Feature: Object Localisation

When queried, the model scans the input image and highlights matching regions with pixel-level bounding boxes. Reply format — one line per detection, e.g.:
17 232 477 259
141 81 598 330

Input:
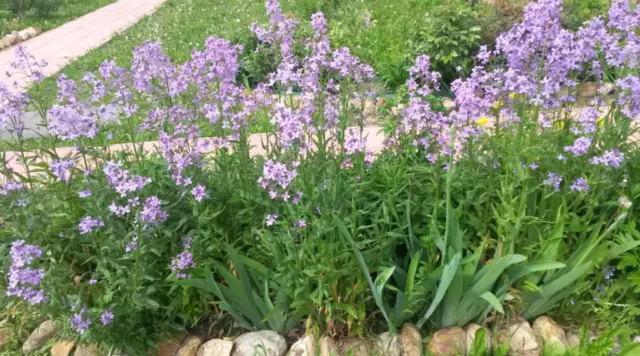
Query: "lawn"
0 0 116 36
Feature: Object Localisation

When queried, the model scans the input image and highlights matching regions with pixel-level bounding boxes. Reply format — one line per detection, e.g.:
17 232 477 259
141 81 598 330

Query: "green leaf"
333 214 394 330
417 252 462 328
480 291 504 314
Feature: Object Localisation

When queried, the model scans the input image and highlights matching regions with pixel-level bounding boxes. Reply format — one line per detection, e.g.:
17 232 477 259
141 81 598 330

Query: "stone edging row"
3 315 627 356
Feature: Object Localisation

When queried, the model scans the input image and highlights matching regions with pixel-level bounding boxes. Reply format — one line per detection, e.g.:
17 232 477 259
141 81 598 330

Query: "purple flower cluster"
258 160 298 201
78 216 104 234
570 178 590 192
100 310 114 326
191 184 208 202
564 137 593 156
47 105 99 140
103 161 151 197
171 250 195 279
50 159 74 184
266 214 278 226
140 196 168 223
0 181 24 196
543 173 563 191
7 240 46 305
71 308 91 334
590 149 625 168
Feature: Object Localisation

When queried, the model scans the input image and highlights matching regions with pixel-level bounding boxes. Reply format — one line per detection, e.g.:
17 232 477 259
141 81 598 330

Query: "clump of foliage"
0 0 639 353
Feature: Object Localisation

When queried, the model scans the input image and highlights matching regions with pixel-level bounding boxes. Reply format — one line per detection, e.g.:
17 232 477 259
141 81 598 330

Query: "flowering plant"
0 0 639 352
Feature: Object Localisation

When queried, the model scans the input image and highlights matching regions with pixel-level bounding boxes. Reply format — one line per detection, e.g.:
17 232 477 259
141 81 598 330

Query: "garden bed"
0 0 639 355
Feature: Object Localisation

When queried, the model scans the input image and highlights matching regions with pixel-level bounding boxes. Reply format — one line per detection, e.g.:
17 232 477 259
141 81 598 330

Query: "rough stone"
465 323 492 353
197 339 233 356
374 332 400 356
399 324 422 356
532 316 567 353
288 334 316 356
566 331 580 348
22 320 59 353
0 327 10 352
232 331 287 356
497 321 541 356
427 327 467 356
340 337 371 356
177 336 203 356
51 340 76 356
73 344 98 356
157 334 186 356
319 337 338 356
17 27 40 41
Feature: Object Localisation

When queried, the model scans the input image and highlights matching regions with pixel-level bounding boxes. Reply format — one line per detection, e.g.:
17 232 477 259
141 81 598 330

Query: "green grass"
0 0 116 35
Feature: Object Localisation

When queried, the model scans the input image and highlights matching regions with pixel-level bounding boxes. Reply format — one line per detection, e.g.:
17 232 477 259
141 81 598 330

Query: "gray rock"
399 324 422 356
197 339 233 356
51 341 75 356
319 337 338 356
177 336 203 356
497 321 541 356
340 337 371 356
566 331 580 348
232 331 287 356
427 327 466 356
22 320 59 353
73 344 97 356
374 332 400 356
465 323 492 354
288 334 316 356
532 316 567 353
0 325 10 352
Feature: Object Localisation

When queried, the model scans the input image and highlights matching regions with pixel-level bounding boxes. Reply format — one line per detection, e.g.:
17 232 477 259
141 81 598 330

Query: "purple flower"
89 279 97 285
557 154 567 161
590 149 624 168
0 181 24 196
171 251 195 279
125 237 138 253
529 162 539 170
47 105 98 140
50 159 74 184
16 199 26 207
543 173 562 191
78 190 92 198
78 216 104 234
71 308 91 334
102 161 151 197
100 310 114 326
564 137 593 156
570 178 590 192
140 196 168 223
344 128 366 154
182 237 193 249
7 240 46 305
191 184 208 201
266 214 278 226
296 220 307 228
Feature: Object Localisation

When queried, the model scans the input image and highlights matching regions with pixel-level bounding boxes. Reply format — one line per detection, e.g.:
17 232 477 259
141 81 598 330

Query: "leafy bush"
0 0 639 353
407 3 481 86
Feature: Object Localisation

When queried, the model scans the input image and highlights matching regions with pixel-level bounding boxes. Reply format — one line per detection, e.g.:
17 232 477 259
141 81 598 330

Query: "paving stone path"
0 0 167 93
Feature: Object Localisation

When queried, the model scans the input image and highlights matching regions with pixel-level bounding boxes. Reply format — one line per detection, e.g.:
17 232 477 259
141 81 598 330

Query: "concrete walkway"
0 0 167 92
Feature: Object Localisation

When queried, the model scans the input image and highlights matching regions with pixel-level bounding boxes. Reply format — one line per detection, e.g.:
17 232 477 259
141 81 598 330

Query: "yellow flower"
477 117 489 126
492 101 503 109
509 92 517 99
597 117 605 128
554 121 565 129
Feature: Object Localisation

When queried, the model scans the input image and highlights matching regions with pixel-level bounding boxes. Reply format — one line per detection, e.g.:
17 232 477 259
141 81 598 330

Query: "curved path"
0 0 166 92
